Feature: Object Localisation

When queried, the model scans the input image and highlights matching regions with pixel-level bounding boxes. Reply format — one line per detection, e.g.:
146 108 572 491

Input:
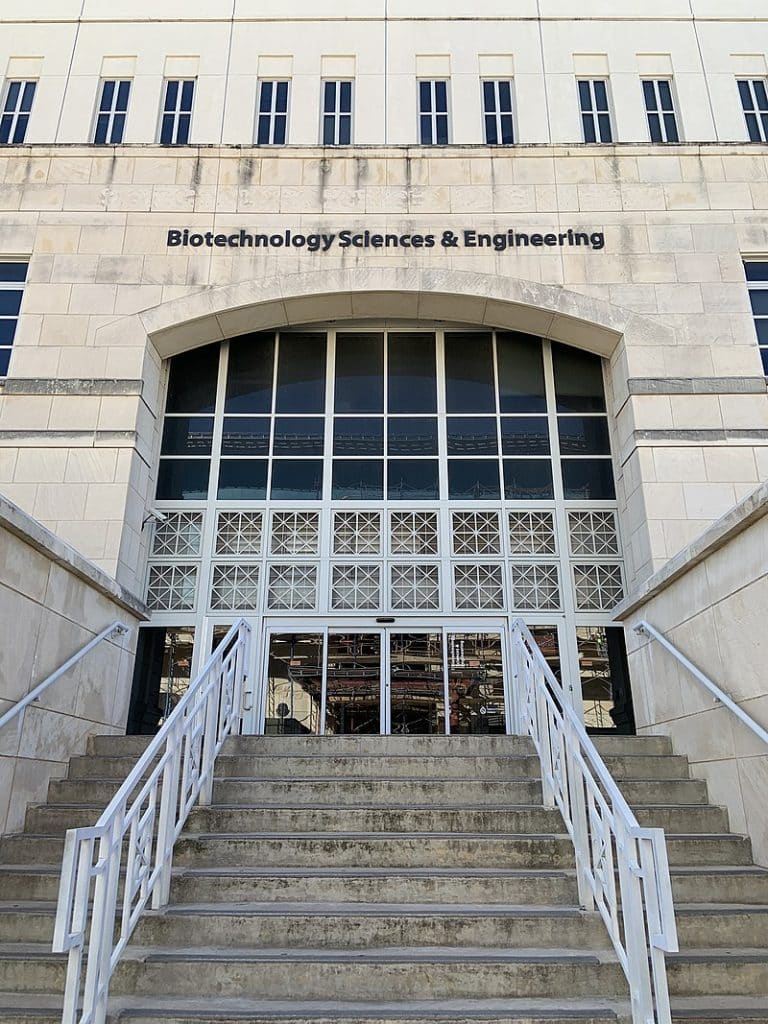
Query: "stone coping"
0 493 148 621
615 479 768 620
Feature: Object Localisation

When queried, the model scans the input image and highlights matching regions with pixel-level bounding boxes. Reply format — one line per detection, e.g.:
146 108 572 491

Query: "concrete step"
675 906 768 948
670 867 768 904
632 806 729 833
222 736 541 757
0 947 65 995
132 903 610 950
667 949 768 996
0 910 56 946
169 867 581 906
110 947 628 1000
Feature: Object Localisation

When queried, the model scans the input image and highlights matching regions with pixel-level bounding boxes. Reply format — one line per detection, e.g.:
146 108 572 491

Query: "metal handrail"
52 618 251 1024
635 619 768 748
0 621 129 733
511 618 678 1024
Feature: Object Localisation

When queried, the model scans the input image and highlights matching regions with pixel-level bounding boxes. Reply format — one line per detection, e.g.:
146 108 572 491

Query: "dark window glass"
218 459 268 500
745 262 768 282
0 263 27 282
0 321 15 344
0 349 11 375
166 344 220 414
579 79 593 111
156 459 210 500
334 334 384 412
388 460 440 500
561 459 616 500
388 334 437 413
0 291 22 316
387 417 438 455
270 460 323 500
161 417 214 456
749 290 768 315
503 459 554 500
181 80 194 111
332 460 384 500
448 460 500 500
221 417 271 455
558 416 611 455
276 334 326 413
761 348 768 374
755 320 768 344
497 331 546 412
259 81 273 113
333 417 384 455
447 416 498 455
500 416 550 455
225 333 275 414
419 80 432 112
643 80 658 111
445 333 495 412
164 80 179 111
552 343 606 413
273 417 325 454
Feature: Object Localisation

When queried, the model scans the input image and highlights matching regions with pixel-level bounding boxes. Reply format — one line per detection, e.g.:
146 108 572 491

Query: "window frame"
320 79 354 146
744 260 768 376
577 78 614 144
738 78 768 144
641 77 681 144
0 79 37 145
255 79 291 146
92 78 132 145
481 78 515 146
0 262 28 379
418 79 451 146
158 78 196 146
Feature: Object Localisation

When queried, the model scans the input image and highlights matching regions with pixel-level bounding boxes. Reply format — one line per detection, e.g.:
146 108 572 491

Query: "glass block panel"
573 563 624 611
333 511 381 555
267 565 317 610
146 564 198 611
151 511 204 557
271 511 320 554
568 510 620 556
390 511 439 555
391 564 440 610
210 564 260 610
453 565 505 610
331 564 381 610
508 511 557 555
510 563 561 610
452 512 501 555
216 511 263 555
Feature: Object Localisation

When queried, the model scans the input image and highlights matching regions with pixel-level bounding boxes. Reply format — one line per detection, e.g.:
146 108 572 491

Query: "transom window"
321 81 352 145
0 80 36 144
642 79 679 143
745 261 768 374
419 80 449 145
93 80 131 144
257 80 289 145
0 262 27 377
738 79 768 143
160 79 195 145
578 79 612 143
482 80 514 145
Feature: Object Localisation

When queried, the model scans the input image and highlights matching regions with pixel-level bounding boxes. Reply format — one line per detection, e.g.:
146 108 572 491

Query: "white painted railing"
0 622 129 733
511 619 678 1024
52 618 251 1024
635 619 768 749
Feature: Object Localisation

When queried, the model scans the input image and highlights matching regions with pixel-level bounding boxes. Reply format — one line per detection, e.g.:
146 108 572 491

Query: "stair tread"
132 945 619 964
156 903 591 917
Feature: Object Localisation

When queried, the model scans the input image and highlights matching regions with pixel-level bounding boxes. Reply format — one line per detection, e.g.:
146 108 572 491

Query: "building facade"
1 1 767 742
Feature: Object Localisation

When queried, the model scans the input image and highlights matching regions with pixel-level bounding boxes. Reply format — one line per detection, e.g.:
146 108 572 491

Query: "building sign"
167 226 606 252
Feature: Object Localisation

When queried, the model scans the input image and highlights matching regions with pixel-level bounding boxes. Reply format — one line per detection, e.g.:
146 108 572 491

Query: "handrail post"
199 659 221 807
153 725 183 909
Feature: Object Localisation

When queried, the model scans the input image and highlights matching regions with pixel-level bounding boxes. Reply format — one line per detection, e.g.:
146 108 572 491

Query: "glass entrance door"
261 624 511 735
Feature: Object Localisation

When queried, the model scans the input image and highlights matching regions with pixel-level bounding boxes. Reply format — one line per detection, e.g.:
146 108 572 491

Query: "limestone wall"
0 494 145 835
618 480 768 865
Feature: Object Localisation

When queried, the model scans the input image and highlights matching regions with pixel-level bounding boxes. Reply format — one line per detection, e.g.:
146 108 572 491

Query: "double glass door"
260 626 509 736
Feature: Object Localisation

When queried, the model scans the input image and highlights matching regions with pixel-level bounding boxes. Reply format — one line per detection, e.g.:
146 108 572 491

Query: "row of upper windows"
2 74 768 147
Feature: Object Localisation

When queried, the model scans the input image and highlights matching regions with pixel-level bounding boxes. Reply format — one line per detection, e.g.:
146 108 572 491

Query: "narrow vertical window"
93 79 131 144
322 80 353 145
482 80 514 145
256 80 289 145
744 261 768 375
160 79 195 145
0 262 28 378
738 79 768 143
578 79 613 143
419 80 449 145
642 79 679 143
0 80 36 144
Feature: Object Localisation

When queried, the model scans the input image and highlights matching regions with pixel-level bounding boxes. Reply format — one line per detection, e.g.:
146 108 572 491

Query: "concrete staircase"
1 733 768 1023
